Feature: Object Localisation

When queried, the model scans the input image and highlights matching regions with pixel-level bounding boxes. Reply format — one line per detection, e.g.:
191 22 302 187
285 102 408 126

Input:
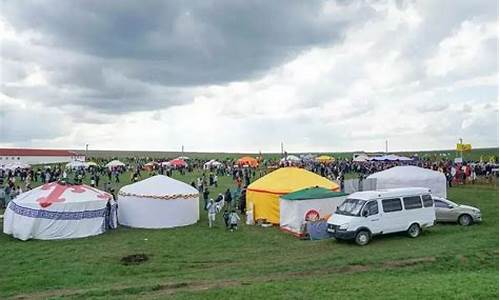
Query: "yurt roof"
13 182 111 208
119 175 198 198
367 166 444 180
282 187 348 201
247 167 339 195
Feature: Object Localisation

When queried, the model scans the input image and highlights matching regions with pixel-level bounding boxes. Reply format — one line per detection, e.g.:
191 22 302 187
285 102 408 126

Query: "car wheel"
458 214 472 226
407 223 421 238
355 230 370 246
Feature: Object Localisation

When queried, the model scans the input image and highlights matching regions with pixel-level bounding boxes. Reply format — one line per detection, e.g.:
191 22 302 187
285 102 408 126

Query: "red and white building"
0 148 85 165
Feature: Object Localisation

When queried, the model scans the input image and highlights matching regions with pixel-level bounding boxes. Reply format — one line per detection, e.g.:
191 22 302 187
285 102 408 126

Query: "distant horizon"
0 146 498 155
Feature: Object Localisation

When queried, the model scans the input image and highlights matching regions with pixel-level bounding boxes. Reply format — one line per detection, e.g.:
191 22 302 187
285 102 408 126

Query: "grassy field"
0 169 498 299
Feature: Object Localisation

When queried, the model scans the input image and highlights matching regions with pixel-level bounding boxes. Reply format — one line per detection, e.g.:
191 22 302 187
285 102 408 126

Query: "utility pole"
85 144 88 161
182 145 184 157
281 142 284 157
385 140 388 153
459 138 463 161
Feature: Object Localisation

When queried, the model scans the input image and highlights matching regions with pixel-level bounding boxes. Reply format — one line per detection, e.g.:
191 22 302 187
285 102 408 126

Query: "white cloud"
426 20 497 77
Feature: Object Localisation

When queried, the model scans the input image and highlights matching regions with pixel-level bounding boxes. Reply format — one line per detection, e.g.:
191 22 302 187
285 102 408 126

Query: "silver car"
433 197 481 226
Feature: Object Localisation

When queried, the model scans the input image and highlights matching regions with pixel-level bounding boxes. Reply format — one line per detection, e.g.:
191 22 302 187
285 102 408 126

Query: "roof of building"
0 148 79 157
349 187 432 200
281 187 348 201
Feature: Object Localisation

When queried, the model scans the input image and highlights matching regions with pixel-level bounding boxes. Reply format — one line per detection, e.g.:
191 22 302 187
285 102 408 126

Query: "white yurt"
3 182 117 240
367 166 447 198
280 187 348 237
118 175 199 228
106 160 126 169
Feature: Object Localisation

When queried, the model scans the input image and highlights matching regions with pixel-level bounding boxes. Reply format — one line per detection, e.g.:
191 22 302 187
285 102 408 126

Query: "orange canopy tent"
237 156 259 167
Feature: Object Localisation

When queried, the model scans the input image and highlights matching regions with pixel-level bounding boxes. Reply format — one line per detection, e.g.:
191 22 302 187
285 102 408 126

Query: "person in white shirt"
228 210 241 232
206 199 217 228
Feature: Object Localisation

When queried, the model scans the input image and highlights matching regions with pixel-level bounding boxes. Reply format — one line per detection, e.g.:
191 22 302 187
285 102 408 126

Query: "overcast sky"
0 0 498 153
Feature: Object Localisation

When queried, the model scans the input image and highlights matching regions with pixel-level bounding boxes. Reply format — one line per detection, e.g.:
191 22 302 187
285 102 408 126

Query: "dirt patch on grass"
382 256 436 268
121 253 149 265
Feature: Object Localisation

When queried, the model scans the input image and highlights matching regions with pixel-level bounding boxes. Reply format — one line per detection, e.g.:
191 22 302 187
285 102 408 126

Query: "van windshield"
336 198 367 216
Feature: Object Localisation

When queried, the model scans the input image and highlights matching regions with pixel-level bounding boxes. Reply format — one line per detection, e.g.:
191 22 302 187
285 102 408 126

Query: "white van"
327 187 435 245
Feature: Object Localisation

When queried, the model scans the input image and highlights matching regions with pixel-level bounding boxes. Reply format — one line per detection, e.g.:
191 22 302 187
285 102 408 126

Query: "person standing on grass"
214 174 218 187
239 187 247 214
224 188 232 208
229 210 240 232
203 187 210 210
223 209 230 229
207 199 217 228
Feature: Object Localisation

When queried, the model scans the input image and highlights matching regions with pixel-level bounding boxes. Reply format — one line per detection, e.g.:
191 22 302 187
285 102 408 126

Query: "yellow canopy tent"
316 155 334 162
246 167 339 224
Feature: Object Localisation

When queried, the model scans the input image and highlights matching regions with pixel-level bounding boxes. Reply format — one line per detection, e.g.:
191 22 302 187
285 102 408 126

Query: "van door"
381 198 404 233
361 200 382 235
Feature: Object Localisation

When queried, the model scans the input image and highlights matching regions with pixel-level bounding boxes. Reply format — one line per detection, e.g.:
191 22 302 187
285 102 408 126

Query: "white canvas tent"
367 166 447 197
3 182 116 240
106 160 125 168
0 162 31 170
280 155 301 162
66 160 88 169
353 154 370 162
118 175 200 228
203 159 223 169
280 187 348 237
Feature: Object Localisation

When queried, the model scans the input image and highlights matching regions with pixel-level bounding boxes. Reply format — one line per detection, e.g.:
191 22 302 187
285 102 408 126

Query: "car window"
434 200 449 208
363 200 379 216
382 198 402 213
422 194 433 207
403 196 422 210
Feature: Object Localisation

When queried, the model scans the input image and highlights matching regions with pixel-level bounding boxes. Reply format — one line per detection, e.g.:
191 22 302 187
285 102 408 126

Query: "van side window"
403 196 422 210
422 194 433 207
382 198 402 213
364 201 379 216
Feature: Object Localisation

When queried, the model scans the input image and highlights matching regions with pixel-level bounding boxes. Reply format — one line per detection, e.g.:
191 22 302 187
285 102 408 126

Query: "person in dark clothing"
224 188 232 208
239 188 247 214
203 187 210 210
222 209 230 228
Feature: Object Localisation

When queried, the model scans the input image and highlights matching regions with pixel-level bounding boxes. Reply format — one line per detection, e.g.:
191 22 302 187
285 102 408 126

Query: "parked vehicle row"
327 187 481 246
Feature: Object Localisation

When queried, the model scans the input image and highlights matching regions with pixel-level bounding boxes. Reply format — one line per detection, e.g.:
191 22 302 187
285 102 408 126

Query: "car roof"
349 187 432 200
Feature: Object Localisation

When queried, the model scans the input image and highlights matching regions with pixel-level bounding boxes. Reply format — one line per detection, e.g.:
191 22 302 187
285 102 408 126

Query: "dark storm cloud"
2 1 364 86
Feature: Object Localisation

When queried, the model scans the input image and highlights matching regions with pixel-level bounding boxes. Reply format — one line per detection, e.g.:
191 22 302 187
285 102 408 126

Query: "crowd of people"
1 154 497 223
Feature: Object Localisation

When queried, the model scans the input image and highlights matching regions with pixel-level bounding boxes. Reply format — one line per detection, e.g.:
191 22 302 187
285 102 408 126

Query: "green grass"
0 170 498 299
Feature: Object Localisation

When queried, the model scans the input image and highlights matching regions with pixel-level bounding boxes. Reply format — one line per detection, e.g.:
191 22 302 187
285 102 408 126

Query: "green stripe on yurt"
281 187 348 201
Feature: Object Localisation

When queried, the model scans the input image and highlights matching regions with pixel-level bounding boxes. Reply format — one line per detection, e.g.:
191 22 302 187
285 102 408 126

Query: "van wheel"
407 223 421 238
355 230 370 246
458 214 472 226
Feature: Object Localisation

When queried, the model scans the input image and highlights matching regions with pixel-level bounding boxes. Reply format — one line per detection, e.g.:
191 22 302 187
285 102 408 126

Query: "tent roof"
247 167 339 195
106 160 125 167
119 175 198 197
367 166 444 180
14 182 111 207
238 156 257 162
282 187 348 201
